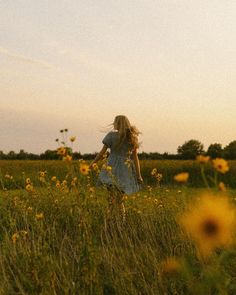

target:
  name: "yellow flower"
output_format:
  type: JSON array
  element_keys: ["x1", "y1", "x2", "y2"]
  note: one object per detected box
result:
[
  {"x1": 26, "y1": 184, "x2": 33, "y2": 192},
  {"x1": 62, "y1": 180, "x2": 67, "y2": 186},
  {"x1": 26, "y1": 178, "x2": 31, "y2": 184},
  {"x1": 57, "y1": 147, "x2": 66, "y2": 156},
  {"x1": 56, "y1": 181, "x2": 60, "y2": 188},
  {"x1": 91, "y1": 163, "x2": 99, "y2": 171},
  {"x1": 212, "y1": 158, "x2": 229, "y2": 174},
  {"x1": 196, "y1": 155, "x2": 210, "y2": 164},
  {"x1": 174, "y1": 172, "x2": 189, "y2": 183},
  {"x1": 39, "y1": 171, "x2": 46, "y2": 177},
  {"x1": 71, "y1": 180, "x2": 76, "y2": 187},
  {"x1": 35, "y1": 213, "x2": 44, "y2": 220},
  {"x1": 179, "y1": 194, "x2": 236, "y2": 257},
  {"x1": 27, "y1": 206, "x2": 33, "y2": 213},
  {"x1": 70, "y1": 136, "x2": 76, "y2": 142},
  {"x1": 156, "y1": 173, "x2": 163, "y2": 181},
  {"x1": 89, "y1": 187, "x2": 95, "y2": 193},
  {"x1": 63, "y1": 155, "x2": 72, "y2": 162},
  {"x1": 219, "y1": 182, "x2": 226, "y2": 192},
  {"x1": 151, "y1": 168, "x2": 157, "y2": 176},
  {"x1": 12, "y1": 232, "x2": 20, "y2": 244},
  {"x1": 21, "y1": 230, "x2": 28, "y2": 238},
  {"x1": 80, "y1": 164, "x2": 90, "y2": 175},
  {"x1": 161, "y1": 257, "x2": 182, "y2": 276},
  {"x1": 51, "y1": 176, "x2": 57, "y2": 182}
]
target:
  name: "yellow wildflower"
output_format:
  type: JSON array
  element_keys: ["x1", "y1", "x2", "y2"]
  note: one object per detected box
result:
[
  {"x1": 35, "y1": 213, "x2": 44, "y2": 220},
  {"x1": 219, "y1": 182, "x2": 226, "y2": 192},
  {"x1": 212, "y1": 158, "x2": 229, "y2": 174},
  {"x1": 26, "y1": 184, "x2": 33, "y2": 192},
  {"x1": 80, "y1": 164, "x2": 90, "y2": 175},
  {"x1": 71, "y1": 180, "x2": 76, "y2": 187},
  {"x1": 63, "y1": 155, "x2": 72, "y2": 162},
  {"x1": 91, "y1": 163, "x2": 99, "y2": 171},
  {"x1": 57, "y1": 147, "x2": 66, "y2": 156},
  {"x1": 151, "y1": 168, "x2": 157, "y2": 176},
  {"x1": 89, "y1": 187, "x2": 95, "y2": 193},
  {"x1": 70, "y1": 136, "x2": 76, "y2": 142},
  {"x1": 56, "y1": 181, "x2": 60, "y2": 188},
  {"x1": 26, "y1": 178, "x2": 31, "y2": 184},
  {"x1": 161, "y1": 257, "x2": 182, "y2": 276},
  {"x1": 62, "y1": 180, "x2": 67, "y2": 186},
  {"x1": 51, "y1": 176, "x2": 57, "y2": 182},
  {"x1": 39, "y1": 171, "x2": 46, "y2": 177},
  {"x1": 174, "y1": 172, "x2": 189, "y2": 183},
  {"x1": 27, "y1": 206, "x2": 33, "y2": 213},
  {"x1": 196, "y1": 155, "x2": 210, "y2": 164},
  {"x1": 12, "y1": 232, "x2": 20, "y2": 244},
  {"x1": 156, "y1": 173, "x2": 163, "y2": 181},
  {"x1": 179, "y1": 194, "x2": 236, "y2": 257},
  {"x1": 21, "y1": 230, "x2": 28, "y2": 238}
]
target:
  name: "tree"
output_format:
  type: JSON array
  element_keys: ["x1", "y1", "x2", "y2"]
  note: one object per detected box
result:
[
  {"x1": 207, "y1": 143, "x2": 223, "y2": 158},
  {"x1": 177, "y1": 139, "x2": 204, "y2": 159},
  {"x1": 223, "y1": 141, "x2": 236, "y2": 159}
]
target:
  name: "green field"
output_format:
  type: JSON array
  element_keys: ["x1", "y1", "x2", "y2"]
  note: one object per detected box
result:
[
  {"x1": 1, "y1": 159, "x2": 236, "y2": 189},
  {"x1": 0, "y1": 160, "x2": 236, "y2": 294}
]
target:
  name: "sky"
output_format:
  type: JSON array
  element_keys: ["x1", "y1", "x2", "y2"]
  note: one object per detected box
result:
[{"x1": 1, "y1": 0, "x2": 236, "y2": 154}]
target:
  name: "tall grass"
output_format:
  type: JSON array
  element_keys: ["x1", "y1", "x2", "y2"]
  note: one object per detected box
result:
[
  {"x1": 1, "y1": 160, "x2": 236, "y2": 189},
  {"x1": 0, "y1": 184, "x2": 236, "y2": 294}
]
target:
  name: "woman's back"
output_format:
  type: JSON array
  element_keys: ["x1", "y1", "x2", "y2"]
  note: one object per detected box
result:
[{"x1": 103, "y1": 131, "x2": 131, "y2": 158}]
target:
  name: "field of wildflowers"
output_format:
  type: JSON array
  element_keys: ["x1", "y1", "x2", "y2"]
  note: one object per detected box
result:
[{"x1": 1, "y1": 133, "x2": 236, "y2": 294}]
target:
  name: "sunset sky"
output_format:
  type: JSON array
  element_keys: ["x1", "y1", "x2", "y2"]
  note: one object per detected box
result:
[{"x1": 1, "y1": 0, "x2": 236, "y2": 154}]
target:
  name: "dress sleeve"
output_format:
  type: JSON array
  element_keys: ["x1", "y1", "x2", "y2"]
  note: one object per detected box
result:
[{"x1": 102, "y1": 132, "x2": 112, "y2": 148}]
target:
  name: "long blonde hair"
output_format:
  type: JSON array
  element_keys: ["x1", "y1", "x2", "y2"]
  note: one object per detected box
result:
[{"x1": 113, "y1": 115, "x2": 140, "y2": 150}]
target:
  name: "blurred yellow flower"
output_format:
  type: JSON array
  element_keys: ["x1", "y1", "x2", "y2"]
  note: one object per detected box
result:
[
  {"x1": 26, "y1": 178, "x2": 31, "y2": 184},
  {"x1": 156, "y1": 173, "x2": 163, "y2": 181},
  {"x1": 89, "y1": 187, "x2": 95, "y2": 193},
  {"x1": 57, "y1": 147, "x2": 66, "y2": 156},
  {"x1": 26, "y1": 184, "x2": 33, "y2": 192},
  {"x1": 12, "y1": 232, "x2": 20, "y2": 244},
  {"x1": 91, "y1": 163, "x2": 99, "y2": 171},
  {"x1": 151, "y1": 168, "x2": 157, "y2": 176},
  {"x1": 51, "y1": 176, "x2": 57, "y2": 181},
  {"x1": 39, "y1": 171, "x2": 46, "y2": 177},
  {"x1": 80, "y1": 164, "x2": 90, "y2": 175},
  {"x1": 63, "y1": 155, "x2": 72, "y2": 162},
  {"x1": 27, "y1": 206, "x2": 33, "y2": 213},
  {"x1": 219, "y1": 182, "x2": 226, "y2": 192},
  {"x1": 70, "y1": 136, "x2": 76, "y2": 142},
  {"x1": 174, "y1": 172, "x2": 189, "y2": 183},
  {"x1": 179, "y1": 194, "x2": 236, "y2": 257},
  {"x1": 35, "y1": 213, "x2": 44, "y2": 220},
  {"x1": 212, "y1": 158, "x2": 229, "y2": 174},
  {"x1": 161, "y1": 257, "x2": 182, "y2": 276},
  {"x1": 196, "y1": 155, "x2": 210, "y2": 164}
]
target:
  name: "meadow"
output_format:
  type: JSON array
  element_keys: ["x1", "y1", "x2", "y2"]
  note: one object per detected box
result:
[{"x1": 0, "y1": 158, "x2": 236, "y2": 294}]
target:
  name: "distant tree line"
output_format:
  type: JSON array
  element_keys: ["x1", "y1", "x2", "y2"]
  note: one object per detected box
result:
[{"x1": 1, "y1": 140, "x2": 236, "y2": 160}]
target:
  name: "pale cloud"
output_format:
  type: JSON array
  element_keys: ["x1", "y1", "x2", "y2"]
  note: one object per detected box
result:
[{"x1": 0, "y1": 46, "x2": 56, "y2": 69}]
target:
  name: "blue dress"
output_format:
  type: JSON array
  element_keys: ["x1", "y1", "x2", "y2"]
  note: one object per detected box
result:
[{"x1": 98, "y1": 131, "x2": 140, "y2": 195}]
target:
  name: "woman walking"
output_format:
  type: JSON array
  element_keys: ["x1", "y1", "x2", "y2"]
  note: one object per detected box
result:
[{"x1": 90, "y1": 115, "x2": 143, "y2": 223}]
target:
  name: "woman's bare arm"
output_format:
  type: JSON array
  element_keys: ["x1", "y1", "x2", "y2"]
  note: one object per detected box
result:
[
  {"x1": 132, "y1": 148, "x2": 143, "y2": 183},
  {"x1": 90, "y1": 145, "x2": 108, "y2": 167}
]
